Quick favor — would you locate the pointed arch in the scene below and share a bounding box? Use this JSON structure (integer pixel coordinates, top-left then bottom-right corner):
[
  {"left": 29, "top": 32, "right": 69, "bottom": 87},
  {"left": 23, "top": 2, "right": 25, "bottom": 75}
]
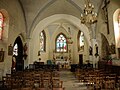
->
[
  {"left": 13, "top": 36, "right": 24, "bottom": 71},
  {"left": 55, "top": 33, "right": 68, "bottom": 53},
  {"left": 0, "top": 12, "right": 4, "bottom": 40},
  {"left": 77, "top": 30, "right": 84, "bottom": 51},
  {"left": 40, "top": 30, "right": 46, "bottom": 52},
  {"left": 113, "top": 9, "right": 120, "bottom": 48}
]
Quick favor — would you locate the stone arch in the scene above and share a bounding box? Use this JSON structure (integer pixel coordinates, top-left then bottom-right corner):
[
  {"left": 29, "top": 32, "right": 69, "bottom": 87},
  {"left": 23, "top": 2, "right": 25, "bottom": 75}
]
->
[
  {"left": 29, "top": 14, "right": 91, "bottom": 63},
  {"left": 13, "top": 36, "right": 24, "bottom": 71},
  {"left": 113, "top": 8, "right": 120, "bottom": 48},
  {"left": 31, "top": 14, "right": 90, "bottom": 45}
]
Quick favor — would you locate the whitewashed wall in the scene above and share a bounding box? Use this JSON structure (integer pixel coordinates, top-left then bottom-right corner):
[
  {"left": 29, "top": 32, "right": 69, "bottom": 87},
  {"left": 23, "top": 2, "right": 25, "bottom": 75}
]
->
[
  {"left": 96, "top": 0, "right": 120, "bottom": 58},
  {"left": 29, "top": 14, "right": 90, "bottom": 65},
  {"left": 0, "top": 0, "right": 26, "bottom": 79}
]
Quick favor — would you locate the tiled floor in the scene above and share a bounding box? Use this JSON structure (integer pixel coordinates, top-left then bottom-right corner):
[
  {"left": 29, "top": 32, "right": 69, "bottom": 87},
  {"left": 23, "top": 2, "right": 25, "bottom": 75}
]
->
[{"left": 60, "top": 69, "right": 88, "bottom": 90}]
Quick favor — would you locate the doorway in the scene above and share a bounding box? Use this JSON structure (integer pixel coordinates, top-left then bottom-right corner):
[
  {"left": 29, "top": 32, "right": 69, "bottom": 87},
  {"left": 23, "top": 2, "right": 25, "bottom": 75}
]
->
[
  {"left": 101, "top": 33, "right": 110, "bottom": 59},
  {"left": 13, "top": 36, "right": 24, "bottom": 71},
  {"left": 118, "top": 48, "right": 120, "bottom": 58},
  {"left": 79, "top": 54, "right": 83, "bottom": 67}
]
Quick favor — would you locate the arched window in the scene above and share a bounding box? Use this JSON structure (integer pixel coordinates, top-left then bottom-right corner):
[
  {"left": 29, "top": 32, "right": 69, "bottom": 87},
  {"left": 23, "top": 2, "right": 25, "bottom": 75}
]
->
[
  {"left": 40, "top": 30, "right": 46, "bottom": 52},
  {"left": 113, "top": 9, "right": 120, "bottom": 48},
  {"left": 118, "top": 12, "right": 120, "bottom": 30},
  {"left": 117, "top": 12, "right": 120, "bottom": 48},
  {"left": 0, "top": 12, "right": 4, "bottom": 40},
  {"left": 13, "top": 43, "right": 18, "bottom": 56},
  {"left": 56, "top": 33, "right": 67, "bottom": 52},
  {"left": 78, "top": 31, "right": 84, "bottom": 51}
]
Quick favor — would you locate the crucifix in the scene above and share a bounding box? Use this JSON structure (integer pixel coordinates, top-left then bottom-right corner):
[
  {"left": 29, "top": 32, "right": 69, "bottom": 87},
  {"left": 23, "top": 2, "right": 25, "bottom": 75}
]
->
[{"left": 102, "top": 0, "right": 110, "bottom": 34}]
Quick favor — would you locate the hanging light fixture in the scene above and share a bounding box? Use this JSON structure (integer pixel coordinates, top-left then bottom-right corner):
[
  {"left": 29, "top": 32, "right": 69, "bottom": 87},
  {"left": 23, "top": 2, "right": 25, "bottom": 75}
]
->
[{"left": 80, "top": 0, "right": 97, "bottom": 24}]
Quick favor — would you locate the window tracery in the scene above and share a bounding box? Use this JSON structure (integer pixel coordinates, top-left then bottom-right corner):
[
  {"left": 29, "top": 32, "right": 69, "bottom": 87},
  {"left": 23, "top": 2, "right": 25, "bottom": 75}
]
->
[
  {"left": 0, "top": 12, "right": 4, "bottom": 40},
  {"left": 56, "top": 33, "right": 67, "bottom": 52},
  {"left": 40, "top": 30, "right": 46, "bottom": 52}
]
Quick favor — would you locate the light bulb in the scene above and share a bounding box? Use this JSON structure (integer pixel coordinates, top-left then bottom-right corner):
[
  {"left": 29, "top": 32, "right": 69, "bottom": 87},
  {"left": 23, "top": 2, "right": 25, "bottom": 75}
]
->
[
  {"left": 81, "top": 14, "right": 83, "bottom": 17},
  {"left": 92, "top": 5, "right": 94, "bottom": 9},
  {"left": 89, "top": 3, "right": 91, "bottom": 7},
  {"left": 95, "top": 13, "right": 97, "bottom": 16}
]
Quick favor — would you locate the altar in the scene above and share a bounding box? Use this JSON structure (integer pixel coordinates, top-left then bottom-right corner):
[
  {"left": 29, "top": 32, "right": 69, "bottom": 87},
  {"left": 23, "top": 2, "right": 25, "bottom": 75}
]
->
[{"left": 55, "top": 59, "right": 69, "bottom": 69}]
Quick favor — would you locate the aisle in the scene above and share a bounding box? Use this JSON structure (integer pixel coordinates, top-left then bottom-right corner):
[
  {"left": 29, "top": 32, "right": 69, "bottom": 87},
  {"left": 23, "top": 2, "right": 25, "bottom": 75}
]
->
[{"left": 59, "top": 69, "right": 87, "bottom": 90}]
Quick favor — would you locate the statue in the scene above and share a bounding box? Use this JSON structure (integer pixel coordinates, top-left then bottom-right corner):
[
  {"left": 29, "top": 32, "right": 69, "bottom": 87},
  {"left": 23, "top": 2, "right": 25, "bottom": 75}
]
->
[
  {"left": 23, "top": 43, "right": 28, "bottom": 59},
  {"left": 89, "top": 46, "right": 92, "bottom": 55},
  {"left": 95, "top": 44, "right": 99, "bottom": 57},
  {"left": 110, "top": 43, "right": 116, "bottom": 54},
  {"left": 12, "top": 55, "right": 16, "bottom": 71}
]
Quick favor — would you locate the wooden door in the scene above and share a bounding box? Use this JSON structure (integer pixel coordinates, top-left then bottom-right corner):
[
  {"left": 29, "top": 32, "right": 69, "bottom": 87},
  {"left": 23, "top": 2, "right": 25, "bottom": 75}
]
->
[
  {"left": 118, "top": 48, "right": 120, "bottom": 58},
  {"left": 79, "top": 54, "right": 83, "bottom": 67}
]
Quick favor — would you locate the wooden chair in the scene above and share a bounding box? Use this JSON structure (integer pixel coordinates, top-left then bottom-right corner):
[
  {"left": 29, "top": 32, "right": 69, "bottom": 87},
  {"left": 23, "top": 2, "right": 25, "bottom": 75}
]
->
[
  {"left": 34, "top": 79, "right": 41, "bottom": 88},
  {"left": 20, "top": 87, "right": 33, "bottom": 90},
  {"left": 6, "top": 74, "right": 11, "bottom": 78},
  {"left": 94, "top": 77, "right": 104, "bottom": 89},
  {"left": 117, "top": 76, "right": 120, "bottom": 88},
  {"left": 11, "top": 80, "right": 20, "bottom": 89},
  {"left": 2, "top": 76, "right": 6, "bottom": 87},
  {"left": 35, "top": 87, "right": 47, "bottom": 90},
  {"left": 24, "top": 80, "right": 34, "bottom": 88},
  {"left": 52, "top": 80, "right": 63, "bottom": 88},
  {"left": 4, "top": 77, "right": 12, "bottom": 89},
  {"left": 53, "top": 87, "right": 65, "bottom": 90},
  {"left": 41, "top": 79, "right": 50, "bottom": 88},
  {"left": 52, "top": 71, "right": 60, "bottom": 77},
  {"left": 12, "top": 89, "right": 20, "bottom": 90},
  {"left": 104, "top": 80, "right": 115, "bottom": 89}
]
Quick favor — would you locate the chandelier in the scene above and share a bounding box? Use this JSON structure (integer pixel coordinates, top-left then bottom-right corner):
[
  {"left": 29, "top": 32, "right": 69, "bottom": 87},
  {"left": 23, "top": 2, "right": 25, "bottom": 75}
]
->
[{"left": 80, "top": 0, "right": 97, "bottom": 24}]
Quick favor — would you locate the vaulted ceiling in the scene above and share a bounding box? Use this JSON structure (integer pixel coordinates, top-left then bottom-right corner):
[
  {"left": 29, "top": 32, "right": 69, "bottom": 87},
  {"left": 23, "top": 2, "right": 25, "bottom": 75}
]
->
[{"left": 18, "top": 0, "right": 104, "bottom": 36}]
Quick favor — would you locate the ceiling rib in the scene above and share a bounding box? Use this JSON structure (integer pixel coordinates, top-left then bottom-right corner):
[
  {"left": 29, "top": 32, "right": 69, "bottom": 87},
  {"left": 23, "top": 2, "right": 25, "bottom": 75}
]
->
[
  {"left": 29, "top": 0, "right": 57, "bottom": 38},
  {"left": 66, "top": 0, "right": 83, "bottom": 13}
]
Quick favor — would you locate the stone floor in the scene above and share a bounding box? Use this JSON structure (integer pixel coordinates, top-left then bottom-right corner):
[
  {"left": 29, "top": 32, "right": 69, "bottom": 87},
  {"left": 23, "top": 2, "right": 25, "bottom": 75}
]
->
[{"left": 60, "top": 69, "right": 88, "bottom": 90}]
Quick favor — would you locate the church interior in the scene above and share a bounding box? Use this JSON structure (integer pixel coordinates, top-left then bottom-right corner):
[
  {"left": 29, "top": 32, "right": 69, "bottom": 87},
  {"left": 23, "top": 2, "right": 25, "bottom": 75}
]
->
[{"left": 0, "top": 0, "right": 120, "bottom": 90}]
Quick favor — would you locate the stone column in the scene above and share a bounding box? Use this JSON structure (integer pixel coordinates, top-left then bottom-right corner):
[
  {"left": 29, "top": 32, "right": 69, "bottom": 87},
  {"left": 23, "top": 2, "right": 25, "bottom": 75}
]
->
[
  {"left": 92, "top": 39, "right": 98, "bottom": 68},
  {"left": 88, "top": 24, "right": 98, "bottom": 68},
  {"left": 24, "top": 38, "right": 31, "bottom": 69}
]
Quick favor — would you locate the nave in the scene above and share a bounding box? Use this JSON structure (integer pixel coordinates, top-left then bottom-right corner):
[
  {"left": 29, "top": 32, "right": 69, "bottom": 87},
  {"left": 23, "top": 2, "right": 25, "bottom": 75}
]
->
[
  {"left": 1, "top": 67, "right": 120, "bottom": 90},
  {"left": 0, "top": 68, "right": 87, "bottom": 90}
]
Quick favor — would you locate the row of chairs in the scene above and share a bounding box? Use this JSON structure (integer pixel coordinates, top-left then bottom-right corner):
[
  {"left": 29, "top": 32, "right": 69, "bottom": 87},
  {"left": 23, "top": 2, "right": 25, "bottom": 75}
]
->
[
  {"left": 75, "top": 68, "right": 120, "bottom": 89},
  {"left": 1, "top": 70, "right": 64, "bottom": 90}
]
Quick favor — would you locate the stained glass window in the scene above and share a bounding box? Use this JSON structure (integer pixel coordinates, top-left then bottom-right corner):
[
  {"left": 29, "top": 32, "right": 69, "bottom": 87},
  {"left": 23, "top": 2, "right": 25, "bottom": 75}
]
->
[
  {"left": 13, "top": 43, "right": 18, "bottom": 56},
  {"left": 80, "top": 32, "right": 84, "bottom": 47},
  {"left": 40, "top": 31, "right": 46, "bottom": 52},
  {"left": 0, "top": 12, "right": 4, "bottom": 40},
  {"left": 78, "top": 31, "right": 84, "bottom": 51},
  {"left": 118, "top": 13, "right": 120, "bottom": 28},
  {"left": 115, "top": 12, "right": 120, "bottom": 47},
  {"left": 56, "top": 34, "right": 67, "bottom": 52}
]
